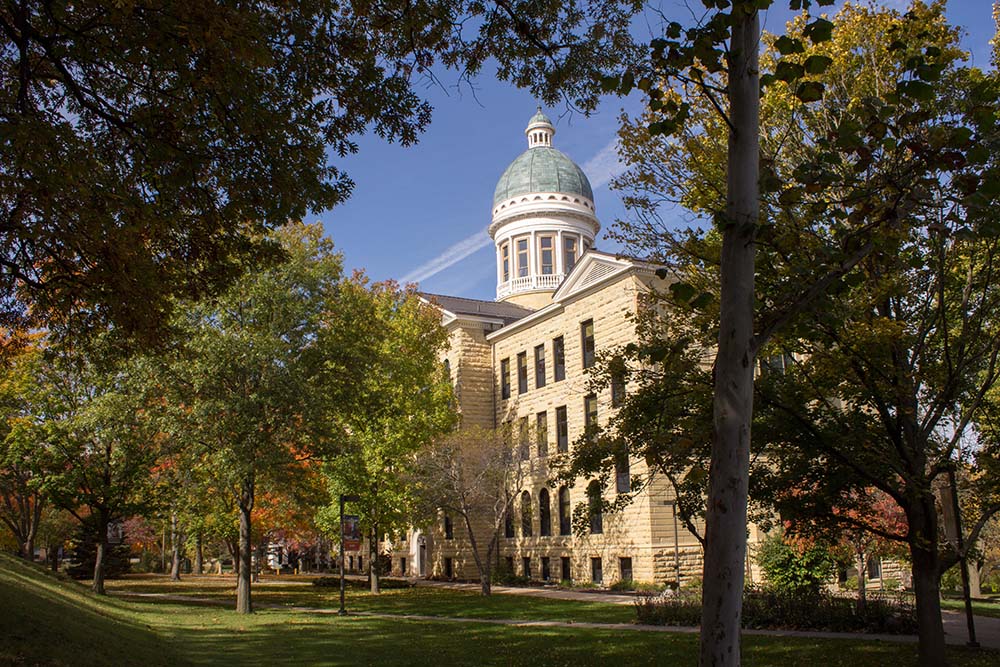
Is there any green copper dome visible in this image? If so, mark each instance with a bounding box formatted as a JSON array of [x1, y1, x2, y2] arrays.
[[527, 109, 553, 127], [493, 147, 594, 206]]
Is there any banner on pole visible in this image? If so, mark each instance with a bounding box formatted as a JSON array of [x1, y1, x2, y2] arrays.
[[342, 515, 361, 551]]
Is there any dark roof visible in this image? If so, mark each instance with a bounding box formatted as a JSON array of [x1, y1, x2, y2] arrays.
[[421, 293, 535, 324]]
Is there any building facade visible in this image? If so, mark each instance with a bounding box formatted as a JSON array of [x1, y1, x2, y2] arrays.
[[380, 110, 768, 587]]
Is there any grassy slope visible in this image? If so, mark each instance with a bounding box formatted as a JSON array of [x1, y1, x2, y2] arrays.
[[4, 560, 1000, 666], [0, 554, 185, 666]]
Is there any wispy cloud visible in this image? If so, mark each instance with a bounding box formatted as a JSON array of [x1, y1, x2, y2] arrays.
[[400, 229, 492, 284], [581, 138, 622, 191]]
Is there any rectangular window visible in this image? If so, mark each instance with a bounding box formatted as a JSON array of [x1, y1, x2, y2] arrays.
[[534, 344, 546, 388], [501, 242, 510, 282], [615, 454, 630, 494], [517, 351, 528, 394], [556, 406, 568, 453], [553, 336, 566, 381], [561, 556, 572, 583], [349, 556, 354, 571], [868, 557, 882, 580], [505, 556, 514, 572], [539, 235, 554, 274], [585, 394, 598, 438], [581, 319, 595, 368], [611, 372, 625, 407], [358, 556, 363, 572], [444, 557, 453, 578], [619, 557, 633, 583], [522, 557, 531, 579], [541, 557, 551, 582], [400, 558, 406, 576], [444, 515, 454, 539], [536, 411, 548, 458], [500, 358, 510, 400], [564, 235, 579, 273], [591, 557, 603, 584], [517, 237, 529, 277], [519, 416, 530, 461]]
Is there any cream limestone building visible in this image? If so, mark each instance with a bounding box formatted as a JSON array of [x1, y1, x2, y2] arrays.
[[378, 110, 766, 587]]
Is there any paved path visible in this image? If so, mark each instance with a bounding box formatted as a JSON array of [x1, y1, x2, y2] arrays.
[[112, 588, 1000, 650]]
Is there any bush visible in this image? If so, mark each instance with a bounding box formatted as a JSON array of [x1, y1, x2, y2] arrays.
[[756, 532, 834, 597], [635, 586, 917, 634], [312, 576, 413, 589], [610, 579, 665, 593]]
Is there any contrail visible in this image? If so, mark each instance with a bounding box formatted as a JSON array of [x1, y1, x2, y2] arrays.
[[401, 138, 620, 285], [400, 229, 492, 284]]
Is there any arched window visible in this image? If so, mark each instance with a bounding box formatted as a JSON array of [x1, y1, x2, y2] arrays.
[[539, 488, 552, 536], [558, 486, 571, 536], [521, 490, 533, 537], [587, 480, 603, 535]]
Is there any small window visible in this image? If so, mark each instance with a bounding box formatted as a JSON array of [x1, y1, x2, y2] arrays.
[[523, 556, 531, 579], [349, 555, 354, 570], [500, 358, 510, 400], [521, 490, 533, 537], [539, 235, 554, 275], [615, 454, 630, 494], [561, 556, 572, 582], [539, 488, 552, 536], [517, 352, 528, 395], [868, 557, 882, 580], [584, 394, 598, 440], [588, 480, 603, 535], [581, 320, 595, 369], [534, 344, 546, 388], [504, 510, 514, 538], [611, 372, 625, 407], [619, 557, 633, 583], [558, 486, 571, 536], [505, 556, 514, 572], [400, 557, 407, 576], [358, 555, 363, 572], [564, 235, 579, 273], [556, 406, 568, 453], [541, 556, 551, 581], [444, 557, 453, 579], [501, 242, 510, 282], [553, 336, 566, 381], [519, 416, 530, 461], [517, 237, 529, 277], [591, 557, 603, 584], [444, 514, 454, 540], [536, 411, 548, 458]]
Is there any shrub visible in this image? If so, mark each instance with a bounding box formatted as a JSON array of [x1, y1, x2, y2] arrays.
[[312, 576, 413, 589], [756, 532, 834, 596], [635, 586, 917, 634]]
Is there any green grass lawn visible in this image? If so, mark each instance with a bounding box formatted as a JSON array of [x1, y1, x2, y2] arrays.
[[3, 556, 999, 667], [941, 596, 1000, 619]]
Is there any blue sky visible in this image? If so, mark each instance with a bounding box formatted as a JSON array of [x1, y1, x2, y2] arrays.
[[318, 0, 998, 302]]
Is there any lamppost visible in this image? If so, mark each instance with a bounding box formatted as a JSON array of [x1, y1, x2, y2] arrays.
[[339, 493, 361, 616]]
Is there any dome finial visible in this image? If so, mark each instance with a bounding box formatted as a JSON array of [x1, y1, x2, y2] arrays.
[[525, 107, 555, 148]]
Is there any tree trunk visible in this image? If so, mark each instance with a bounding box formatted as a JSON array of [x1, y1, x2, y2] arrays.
[[194, 533, 203, 575], [49, 543, 59, 571], [909, 499, 947, 667], [24, 497, 42, 560], [968, 558, 981, 598], [170, 513, 182, 581], [464, 513, 491, 596], [92, 511, 109, 595], [236, 476, 254, 614], [856, 550, 867, 612], [370, 525, 380, 594], [700, 8, 760, 667]]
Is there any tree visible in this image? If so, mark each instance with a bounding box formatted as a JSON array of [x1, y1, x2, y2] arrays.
[[321, 278, 455, 594], [0, 0, 642, 346], [164, 222, 358, 613], [600, 2, 998, 663], [414, 425, 524, 595]]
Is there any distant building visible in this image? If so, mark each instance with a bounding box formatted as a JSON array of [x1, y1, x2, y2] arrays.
[[363, 109, 746, 586]]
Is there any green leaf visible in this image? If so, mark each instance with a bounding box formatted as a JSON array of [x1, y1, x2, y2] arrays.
[[669, 282, 696, 303], [898, 80, 934, 101], [775, 61, 805, 83], [795, 81, 824, 103], [689, 292, 714, 309], [804, 18, 834, 44], [803, 55, 833, 75], [774, 36, 805, 55]]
